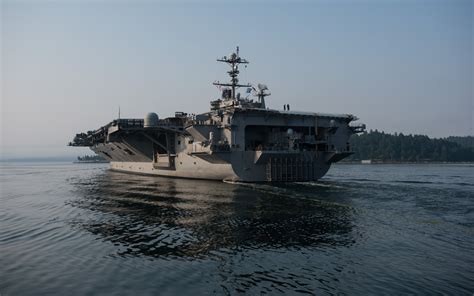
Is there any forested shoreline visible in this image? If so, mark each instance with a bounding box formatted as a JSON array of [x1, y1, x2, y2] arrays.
[[348, 131, 474, 162], [76, 155, 107, 162]]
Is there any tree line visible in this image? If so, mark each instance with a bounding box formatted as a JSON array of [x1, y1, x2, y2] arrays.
[[77, 155, 106, 161], [348, 131, 474, 162]]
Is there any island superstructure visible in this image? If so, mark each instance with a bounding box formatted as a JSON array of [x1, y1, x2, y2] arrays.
[[69, 47, 365, 182]]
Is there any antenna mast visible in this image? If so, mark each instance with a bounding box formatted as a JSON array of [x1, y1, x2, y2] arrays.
[[213, 46, 251, 100]]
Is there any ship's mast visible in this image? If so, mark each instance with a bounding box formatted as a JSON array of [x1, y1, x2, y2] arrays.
[[213, 46, 251, 100]]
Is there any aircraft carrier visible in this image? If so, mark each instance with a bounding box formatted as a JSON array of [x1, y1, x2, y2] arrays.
[[69, 47, 365, 182]]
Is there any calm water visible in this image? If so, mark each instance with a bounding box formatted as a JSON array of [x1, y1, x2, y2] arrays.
[[1, 163, 473, 295]]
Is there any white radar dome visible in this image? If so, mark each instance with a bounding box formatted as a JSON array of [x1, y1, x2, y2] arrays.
[[144, 112, 159, 128]]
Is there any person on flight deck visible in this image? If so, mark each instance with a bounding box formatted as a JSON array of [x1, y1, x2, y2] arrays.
[[284, 105, 286, 111], [287, 104, 290, 111]]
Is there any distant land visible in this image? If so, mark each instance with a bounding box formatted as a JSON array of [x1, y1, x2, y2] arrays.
[[1, 132, 472, 164], [348, 131, 474, 163], [74, 155, 108, 163]]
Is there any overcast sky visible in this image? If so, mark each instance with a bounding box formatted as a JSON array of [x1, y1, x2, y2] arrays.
[[1, 0, 472, 159]]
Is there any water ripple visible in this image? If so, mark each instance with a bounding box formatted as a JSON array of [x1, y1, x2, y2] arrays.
[[1, 163, 473, 295]]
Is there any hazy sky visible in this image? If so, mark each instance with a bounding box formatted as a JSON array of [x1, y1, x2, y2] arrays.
[[1, 0, 473, 158]]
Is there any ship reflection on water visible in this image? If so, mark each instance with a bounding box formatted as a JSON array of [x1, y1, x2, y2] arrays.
[[69, 170, 357, 259]]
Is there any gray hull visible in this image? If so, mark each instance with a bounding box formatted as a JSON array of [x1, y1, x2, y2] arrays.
[[89, 124, 345, 182], [106, 152, 331, 182]]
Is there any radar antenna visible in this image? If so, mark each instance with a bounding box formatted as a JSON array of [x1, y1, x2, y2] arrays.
[[213, 46, 251, 100], [252, 83, 271, 109]]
